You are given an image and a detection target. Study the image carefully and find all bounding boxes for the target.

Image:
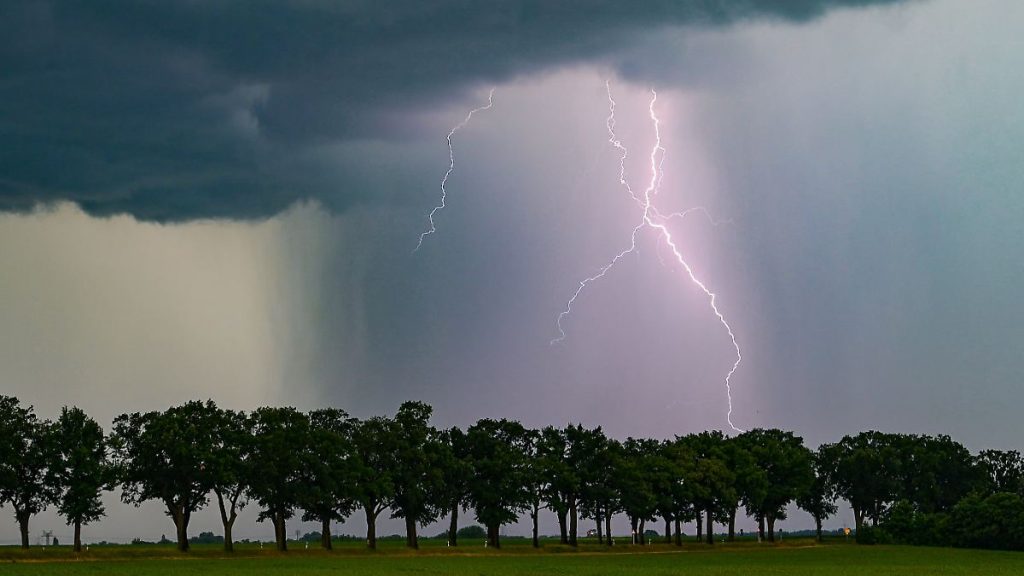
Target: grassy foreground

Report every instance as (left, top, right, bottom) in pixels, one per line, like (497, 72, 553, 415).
(2, 538, 1022, 575)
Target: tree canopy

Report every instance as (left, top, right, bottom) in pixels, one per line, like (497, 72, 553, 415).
(1, 395, 1022, 554)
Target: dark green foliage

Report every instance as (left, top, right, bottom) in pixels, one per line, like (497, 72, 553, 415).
(4, 393, 1024, 555)
(349, 415, 398, 549)
(976, 450, 1024, 495)
(740, 429, 814, 542)
(111, 400, 221, 551)
(874, 492, 1024, 552)
(661, 438, 699, 545)
(521, 428, 544, 548)
(614, 438, 660, 544)
(0, 396, 55, 549)
(247, 407, 310, 551)
(824, 431, 982, 543)
(721, 435, 761, 541)
(389, 401, 447, 549)
(536, 426, 574, 544)
(822, 431, 903, 535)
(581, 430, 619, 546)
(683, 431, 736, 544)
(534, 424, 609, 547)
(456, 524, 487, 539)
(208, 407, 253, 552)
(436, 426, 473, 547)
(896, 434, 982, 514)
(49, 406, 109, 551)
(465, 419, 531, 548)
(569, 426, 612, 546)
(298, 408, 355, 551)
(948, 492, 1024, 551)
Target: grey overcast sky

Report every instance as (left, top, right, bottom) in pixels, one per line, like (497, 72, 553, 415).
(2, 0, 1023, 544)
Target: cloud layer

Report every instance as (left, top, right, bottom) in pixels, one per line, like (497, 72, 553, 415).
(1, 0, 907, 221)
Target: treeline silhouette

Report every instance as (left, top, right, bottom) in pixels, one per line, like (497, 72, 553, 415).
(0, 396, 1021, 553)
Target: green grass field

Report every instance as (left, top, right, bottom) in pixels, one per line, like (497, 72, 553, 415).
(2, 539, 1021, 575)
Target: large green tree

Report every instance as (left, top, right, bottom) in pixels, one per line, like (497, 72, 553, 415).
(437, 426, 473, 547)
(896, 434, 982, 514)
(465, 418, 531, 548)
(564, 424, 608, 547)
(522, 428, 544, 548)
(537, 426, 574, 544)
(0, 396, 54, 549)
(662, 438, 699, 547)
(739, 429, 813, 542)
(299, 408, 355, 551)
(389, 401, 446, 549)
(684, 431, 735, 545)
(646, 440, 681, 545)
(576, 427, 615, 546)
(49, 406, 109, 552)
(824, 431, 903, 535)
(350, 415, 397, 549)
(722, 435, 762, 542)
(111, 400, 219, 552)
(208, 407, 253, 552)
(977, 449, 1024, 495)
(248, 406, 309, 551)
(615, 438, 660, 545)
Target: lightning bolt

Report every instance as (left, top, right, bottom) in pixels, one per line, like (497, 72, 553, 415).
(552, 82, 744, 433)
(414, 88, 495, 252)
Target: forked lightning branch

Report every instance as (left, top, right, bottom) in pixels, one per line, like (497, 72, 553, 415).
(416, 83, 744, 432)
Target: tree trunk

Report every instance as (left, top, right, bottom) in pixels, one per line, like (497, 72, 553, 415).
(448, 506, 459, 547)
(365, 506, 377, 550)
(854, 508, 864, 535)
(630, 516, 638, 545)
(767, 515, 776, 543)
(664, 517, 672, 544)
(531, 506, 540, 548)
(696, 511, 703, 542)
(74, 519, 82, 552)
(758, 515, 765, 542)
(223, 519, 234, 553)
(18, 512, 30, 549)
(639, 518, 647, 545)
(605, 509, 613, 546)
(558, 510, 568, 544)
(815, 516, 823, 543)
(216, 491, 237, 553)
(487, 523, 500, 549)
(705, 508, 714, 545)
(674, 518, 682, 547)
(569, 498, 578, 547)
(170, 505, 190, 552)
(728, 507, 736, 542)
(322, 518, 332, 550)
(596, 512, 604, 544)
(275, 511, 288, 551)
(405, 515, 418, 549)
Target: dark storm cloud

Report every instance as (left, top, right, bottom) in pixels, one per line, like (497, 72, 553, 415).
(1, 0, 909, 222)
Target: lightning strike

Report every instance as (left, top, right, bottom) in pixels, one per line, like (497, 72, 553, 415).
(414, 88, 495, 252)
(552, 82, 745, 432)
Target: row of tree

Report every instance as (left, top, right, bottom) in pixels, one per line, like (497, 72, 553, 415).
(1, 395, 1021, 553)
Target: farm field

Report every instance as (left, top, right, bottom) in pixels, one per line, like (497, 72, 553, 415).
(2, 539, 1022, 575)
